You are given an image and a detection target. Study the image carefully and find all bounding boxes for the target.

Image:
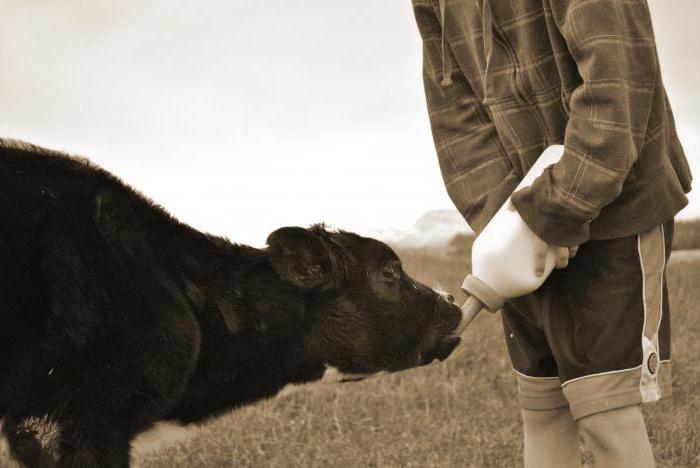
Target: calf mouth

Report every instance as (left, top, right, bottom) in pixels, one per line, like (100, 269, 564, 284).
(413, 301, 465, 366)
(419, 335, 461, 366)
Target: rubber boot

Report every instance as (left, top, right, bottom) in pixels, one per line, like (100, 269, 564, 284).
(522, 407, 582, 468)
(577, 404, 655, 468)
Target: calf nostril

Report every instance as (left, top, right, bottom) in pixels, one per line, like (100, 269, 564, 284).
(446, 294, 454, 303)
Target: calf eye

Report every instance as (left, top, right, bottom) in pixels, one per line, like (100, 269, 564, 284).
(381, 260, 401, 282)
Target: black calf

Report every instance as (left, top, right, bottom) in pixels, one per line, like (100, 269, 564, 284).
(0, 140, 462, 467)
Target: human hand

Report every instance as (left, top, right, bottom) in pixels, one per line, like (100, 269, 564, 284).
(506, 199, 578, 277)
(532, 236, 578, 276)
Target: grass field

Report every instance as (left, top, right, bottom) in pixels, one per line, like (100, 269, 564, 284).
(1, 222, 699, 467)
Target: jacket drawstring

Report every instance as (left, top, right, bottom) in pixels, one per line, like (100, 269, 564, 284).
(480, 0, 494, 101)
(438, 0, 453, 87)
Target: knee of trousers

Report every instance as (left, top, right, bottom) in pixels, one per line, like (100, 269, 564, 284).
(516, 373, 568, 411)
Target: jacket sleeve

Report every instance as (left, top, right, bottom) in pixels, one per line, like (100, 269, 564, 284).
(510, 0, 660, 247)
(413, 0, 516, 234)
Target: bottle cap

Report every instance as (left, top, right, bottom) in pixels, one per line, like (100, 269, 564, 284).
(461, 274, 505, 312)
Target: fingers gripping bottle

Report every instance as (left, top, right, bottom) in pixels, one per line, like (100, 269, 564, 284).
(455, 145, 565, 334)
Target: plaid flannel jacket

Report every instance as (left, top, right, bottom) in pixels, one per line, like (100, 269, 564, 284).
(413, 0, 693, 247)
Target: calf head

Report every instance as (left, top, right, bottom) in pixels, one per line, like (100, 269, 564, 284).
(267, 225, 463, 379)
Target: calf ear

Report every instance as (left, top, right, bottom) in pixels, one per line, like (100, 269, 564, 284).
(266, 227, 334, 290)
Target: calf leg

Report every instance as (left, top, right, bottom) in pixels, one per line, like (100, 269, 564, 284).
(4, 409, 134, 468)
(57, 421, 131, 468)
(3, 414, 62, 467)
(3, 358, 192, 467)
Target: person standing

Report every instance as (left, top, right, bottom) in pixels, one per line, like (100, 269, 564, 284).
(412, 0, 693, 466)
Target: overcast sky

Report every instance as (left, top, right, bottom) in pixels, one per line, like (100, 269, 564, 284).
(1, 0, 698, 245)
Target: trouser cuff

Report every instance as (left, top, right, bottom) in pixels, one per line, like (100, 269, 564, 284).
(562, 361, 672, 420)
(516, 372, 568, 410)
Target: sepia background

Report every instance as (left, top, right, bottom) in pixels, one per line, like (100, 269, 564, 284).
(1, 2, 699, 467)
(1, 0, 698, 246)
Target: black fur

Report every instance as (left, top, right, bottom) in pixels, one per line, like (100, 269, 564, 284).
(0, 140, 462, 467)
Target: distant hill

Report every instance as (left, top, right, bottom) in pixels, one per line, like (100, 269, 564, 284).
(378, 209, 472, 250)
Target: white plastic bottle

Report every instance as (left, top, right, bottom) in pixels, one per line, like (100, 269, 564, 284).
(456, 145, 565, 334)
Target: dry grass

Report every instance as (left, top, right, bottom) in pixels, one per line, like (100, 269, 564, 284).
(1, 225, 699, 467)
(673, 219, 700, 250)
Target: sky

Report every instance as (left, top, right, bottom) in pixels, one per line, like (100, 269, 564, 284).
(1, 0, 698, 246)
